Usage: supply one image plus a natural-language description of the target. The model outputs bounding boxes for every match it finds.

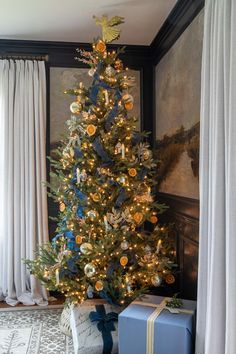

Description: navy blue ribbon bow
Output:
[89,304,118,354]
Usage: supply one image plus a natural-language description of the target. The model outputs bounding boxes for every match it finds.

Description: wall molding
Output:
[157,192,199,300]
[0,39,151,68]
[150,0,204,66]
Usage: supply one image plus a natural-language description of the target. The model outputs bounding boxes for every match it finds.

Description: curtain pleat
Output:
[196,0,236,353]
[0,59,49,306]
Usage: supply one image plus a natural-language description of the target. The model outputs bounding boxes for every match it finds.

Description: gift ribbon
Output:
[132,298,194,354]
[89,304,118,354]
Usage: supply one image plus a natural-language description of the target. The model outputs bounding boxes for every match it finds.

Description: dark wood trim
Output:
[0,39,151,68]
[150,0,204,66]
[157,192,199,220]
[157,192,199,300]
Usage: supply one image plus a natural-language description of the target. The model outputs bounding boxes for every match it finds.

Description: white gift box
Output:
[70,299,123,354]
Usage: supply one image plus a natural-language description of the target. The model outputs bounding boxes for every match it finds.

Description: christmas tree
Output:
[26,15,176,306]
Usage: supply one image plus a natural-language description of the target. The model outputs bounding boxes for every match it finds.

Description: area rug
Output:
[0,308,74,353]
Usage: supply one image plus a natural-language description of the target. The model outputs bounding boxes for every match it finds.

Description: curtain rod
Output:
[0,54,48,61]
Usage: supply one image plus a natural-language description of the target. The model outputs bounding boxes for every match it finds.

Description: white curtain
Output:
[0,60,49,306]
[196,0,236,353]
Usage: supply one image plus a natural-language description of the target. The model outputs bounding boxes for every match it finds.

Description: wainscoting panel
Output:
[157,192,199,300]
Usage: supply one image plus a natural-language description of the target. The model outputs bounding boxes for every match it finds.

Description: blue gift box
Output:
[118,294,196,354]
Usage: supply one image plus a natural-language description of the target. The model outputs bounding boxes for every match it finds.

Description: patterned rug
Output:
[0,308,74,353]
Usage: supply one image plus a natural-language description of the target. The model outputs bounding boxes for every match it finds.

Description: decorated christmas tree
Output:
[26,15,176,306]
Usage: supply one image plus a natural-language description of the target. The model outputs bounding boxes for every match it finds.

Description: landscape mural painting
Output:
[155,11,204,200]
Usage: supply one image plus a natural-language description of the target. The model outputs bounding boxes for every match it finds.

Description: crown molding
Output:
[150,0,204,66]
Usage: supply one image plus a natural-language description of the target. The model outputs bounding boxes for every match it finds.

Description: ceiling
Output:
[0,0,177,45]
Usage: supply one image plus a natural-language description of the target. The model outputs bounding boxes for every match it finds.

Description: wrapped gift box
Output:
[70,299,123,354]
[118,294,196,354]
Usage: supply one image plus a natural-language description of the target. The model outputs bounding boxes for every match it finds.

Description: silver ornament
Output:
[105,65,115,77]
[88,68,95,77]
[70,101,82,114]
[80,242,93,255]
[151,274,162,287]
[87,210,98,220]
[84,263,96,278]
[80,170,87,182]
[118,176,126,185]
[144,245,152,254]
[121,240,129,251]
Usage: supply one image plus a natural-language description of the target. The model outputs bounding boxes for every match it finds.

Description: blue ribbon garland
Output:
[115,187,127,207]
[89,304,118,354]
[131,131,142,145]
[138,167,148,181]
[93,137,113,166]
[105,105,119,132]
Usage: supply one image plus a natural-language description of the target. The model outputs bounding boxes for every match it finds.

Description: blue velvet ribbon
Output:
[93,137,113,166]
[131,131,142,145]
[105,104,119,131]
[115,187,126,207]
[74,146,83,159]
[89,304,118,354]
[90,62,111,104]
[65,231,80,251]
[76,205,84,218]
[138,167,148,181]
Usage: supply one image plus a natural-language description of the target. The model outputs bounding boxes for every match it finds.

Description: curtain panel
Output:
[0,59,49,306]
[196,0,236,353]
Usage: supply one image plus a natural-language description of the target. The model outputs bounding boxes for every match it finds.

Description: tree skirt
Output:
[0,308,74,353]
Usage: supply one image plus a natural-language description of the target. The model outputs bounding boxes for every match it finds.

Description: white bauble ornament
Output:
[105,65,115,77]
[88,68,95,77]
[151,274,162,287]
[121,240,129,251]
[80,243,93,255]
[84,263,96,278]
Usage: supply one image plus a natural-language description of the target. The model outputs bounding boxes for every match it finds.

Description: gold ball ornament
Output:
[84,263,96,278]
[59,203,66,212]
[150,215,158,224]
[90,193,100,202]
[143,149,151,160]
[95,280,104,291]
[86,124,97,136]
[133,212,143,224]
[114,59,123,71]
[95,40,106,53]
[128,168,137,177]
[165,274,175,285]
[70,101,82,114]
[75,235,83,244]
[120,256,128,267]
[151,274,162,287]
[80,242,93,255]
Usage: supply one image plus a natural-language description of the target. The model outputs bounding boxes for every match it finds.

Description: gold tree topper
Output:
[93,15,125,43]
